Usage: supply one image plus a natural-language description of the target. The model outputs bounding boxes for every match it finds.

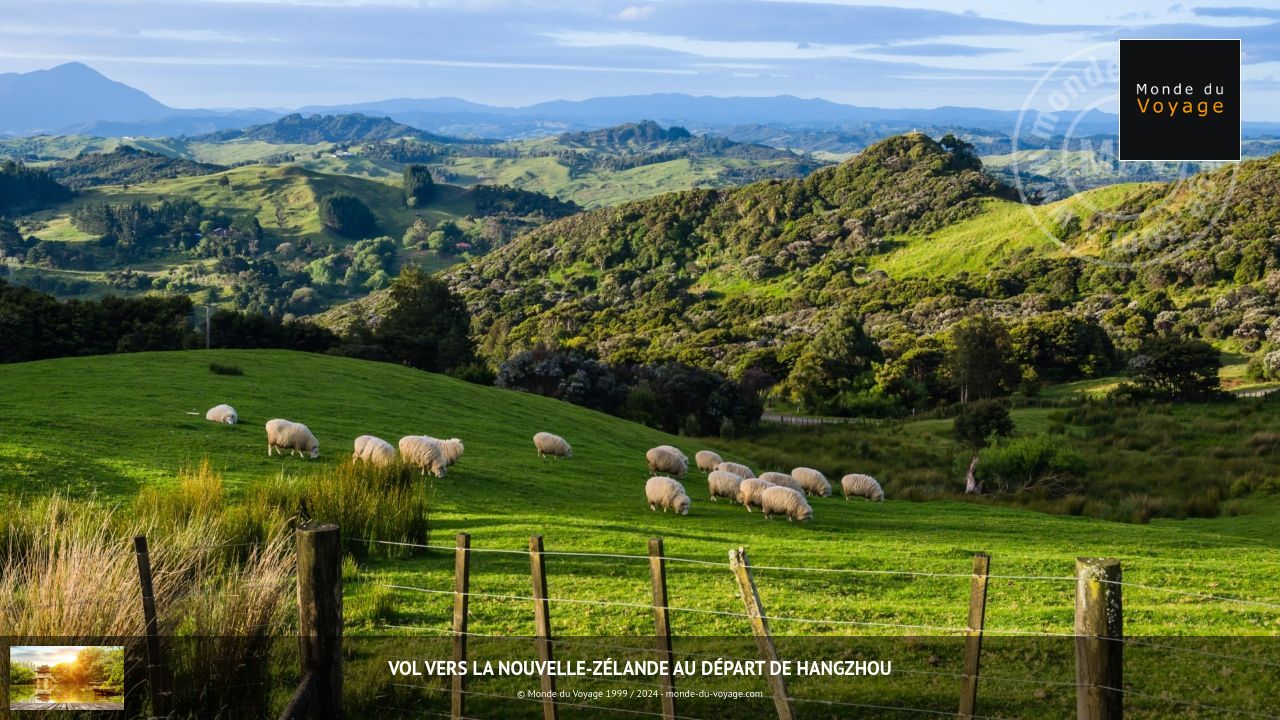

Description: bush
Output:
[971,435,1087,496]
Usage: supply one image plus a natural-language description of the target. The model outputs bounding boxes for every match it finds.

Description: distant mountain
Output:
[0,63,173,134]
[195,113,471,145]
[61,110,283,139]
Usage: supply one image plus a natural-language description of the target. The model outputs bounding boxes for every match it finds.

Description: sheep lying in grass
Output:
[533,432,573,459]
[265,419,319,459]
[760,486,813,522]
[716,461,755,479]
[206,404,238,425]
[759,471,803,493]
[707,470,743,503]
[791,467,832,497]
[695,450,723,473]
[737,477,776,512]
[399,435,449,477]
[647,446,688,478]
[645,476,691,515]
[353,435,396,467]
[841,474,884,502]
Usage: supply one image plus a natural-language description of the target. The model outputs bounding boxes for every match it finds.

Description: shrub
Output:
[971,435,1087,496]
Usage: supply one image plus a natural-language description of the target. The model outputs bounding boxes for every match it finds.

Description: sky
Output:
[1,0,1279,117]
[10,645,116,667]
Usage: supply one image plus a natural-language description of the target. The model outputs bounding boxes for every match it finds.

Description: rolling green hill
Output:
[1,348,1278,645]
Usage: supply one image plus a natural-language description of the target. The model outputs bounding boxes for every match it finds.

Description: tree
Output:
[9,661,35,685]
[944,314,1020,403]
[373,265,476,372]
[787,307,881,412]
[403,164,434,206]
[953,399,1014,493]
[318,192,377,239]
[1127,336,1221,401]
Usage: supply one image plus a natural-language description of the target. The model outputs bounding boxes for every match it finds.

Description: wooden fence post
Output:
[958,552,990,719]
[452,533,471,720]
[529,535,558,720]
[134,535,170,717]
[296,523,343,720]
[728,547,795,720]
[648,538,677,720]
[1075,558,1122,720]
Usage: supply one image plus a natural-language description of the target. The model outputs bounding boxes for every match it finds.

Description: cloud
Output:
[618,5,653,21]
[1192,6,1280,19]
[868,43,1015,57]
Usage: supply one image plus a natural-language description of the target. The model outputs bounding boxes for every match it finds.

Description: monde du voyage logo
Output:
[1120,39,1241,161]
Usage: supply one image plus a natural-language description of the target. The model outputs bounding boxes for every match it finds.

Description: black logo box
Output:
[1119,39,1241,162]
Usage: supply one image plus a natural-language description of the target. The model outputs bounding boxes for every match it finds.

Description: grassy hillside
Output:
[1,349,1278,644]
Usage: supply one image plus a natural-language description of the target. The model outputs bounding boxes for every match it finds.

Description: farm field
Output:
[2,349,1278,646]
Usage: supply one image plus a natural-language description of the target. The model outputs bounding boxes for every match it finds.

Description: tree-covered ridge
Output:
[446,132,1280,415]
[196,113,472,145]
[559,120,694,148]
[49,146,226,189]
[0,159,72,214]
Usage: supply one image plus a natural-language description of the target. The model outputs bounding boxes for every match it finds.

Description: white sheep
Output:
[707,470,743,503]
[791,467,832,497]
[205,404,238,425]
[841,473,884,502]
[716,461,755,479]
[399,435,448,477]
[759,471,804,493]
[265,419,319,459]
[695,450,723,473]
[645,476,691,515]
[353,435,396,467]
[760,486,813,522]
[646,446,688,478]
[737,477,776,512]
[439,438,465,466]
[533,432,573,459]
[656,445,689,463]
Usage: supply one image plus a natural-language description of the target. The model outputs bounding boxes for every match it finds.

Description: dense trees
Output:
[0,159,72,214]
[787,307,881,412]
[371,266,476,373]
[49,146,224,190]
[318,192,377,239]
[402,164,434,206]
[944,315,1020,403]
[1127,336,1222,401]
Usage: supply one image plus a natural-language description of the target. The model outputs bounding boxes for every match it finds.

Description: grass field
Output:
[1,349,1278,643]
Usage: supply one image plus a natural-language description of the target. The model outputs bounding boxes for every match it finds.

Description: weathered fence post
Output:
[958,552,990,719]
[294,523,343,720]
[452,533,471,720]
[729,547,795,720]
[134,535,170,717]
[1075,558,1122,720]
[648,538,677,720]
[529,535,558,720]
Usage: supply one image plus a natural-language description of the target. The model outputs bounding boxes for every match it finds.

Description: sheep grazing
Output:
[791,467,832,497]
[707,470,743,503]
[439,438,465,466]
[645,476,691,516]
[646,446,688,478]
[760,486,813,522]
[656,445,689,464]
[206,404,238,425]
[533,432,573,459]
[695,450,724,473]
[759,471,804,493]
[353,435,396,467]
[716,461,756,479]
[399,435,449,477]
[265,419,319,459]
[841,473,884,502]
[737,478,776,512]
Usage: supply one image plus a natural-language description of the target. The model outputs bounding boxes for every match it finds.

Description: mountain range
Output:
[20,61,1280,143]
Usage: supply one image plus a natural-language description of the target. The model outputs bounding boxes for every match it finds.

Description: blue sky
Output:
[1,1,1278,117]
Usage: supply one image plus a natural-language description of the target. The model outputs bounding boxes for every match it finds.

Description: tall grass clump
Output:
[248,460,430,558]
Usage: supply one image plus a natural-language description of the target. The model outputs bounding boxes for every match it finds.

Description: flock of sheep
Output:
[203,407,882,524]
[641,446,883,523]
